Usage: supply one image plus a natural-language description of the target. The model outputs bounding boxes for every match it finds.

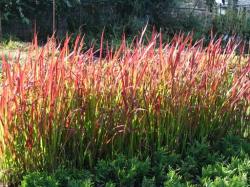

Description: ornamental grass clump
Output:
[0,32,249,176]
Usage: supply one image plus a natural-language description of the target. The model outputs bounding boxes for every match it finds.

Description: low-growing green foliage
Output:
[151,149,181,185]
[54,167,92,187]
[95,156,150,186]
[17,136,250,187]
[201,158,250,187]
[215,136,250,159]
[21,172,58,187]
[180,140,222,182]
[67,179,93,187]
[163,169,187,187]
[142,177,156,187]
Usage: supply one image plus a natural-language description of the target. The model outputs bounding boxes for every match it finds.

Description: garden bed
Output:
[0,33,249,186]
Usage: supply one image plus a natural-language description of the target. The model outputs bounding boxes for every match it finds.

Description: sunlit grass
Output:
[0,32,249,182]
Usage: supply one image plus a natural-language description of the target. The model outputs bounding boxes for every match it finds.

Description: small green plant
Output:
[151,149,181,185]
[201,156,250,186]
[54,167,92,187]
[67,179,93,187]
[95,160,116,185]
[21,172,58,187]
[142,177,156,187]
[105,181,116,187]
[95,155,150,186]
[215,136,250,159]
[180,140,222,181]
[202,174,248,187]
[164,169,187,187]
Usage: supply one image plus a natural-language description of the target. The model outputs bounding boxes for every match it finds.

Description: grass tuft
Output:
[0,32,249,183]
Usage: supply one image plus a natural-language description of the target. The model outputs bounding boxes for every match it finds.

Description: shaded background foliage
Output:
[1,0,250,45]
[0,0,203,42]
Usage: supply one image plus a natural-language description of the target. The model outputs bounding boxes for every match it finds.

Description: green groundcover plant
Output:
[19,136,250,186]
[0,30,249,185]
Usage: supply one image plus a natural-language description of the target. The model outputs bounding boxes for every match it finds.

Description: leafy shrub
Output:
[95,156,150,186]
[202,163,235,181]
[151,149,181,185]
[142,177,156,187]
[201,156,250,186]
[54,167,92,187]
[180,140,222,182]
[202,173,248,187]
[67,179,93,187]
[95,160,116,185]
[18,138,250,186]
[215,136,250,159]
[21,172,58,187]
[163,169,188,187]
[105,181,116,187]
